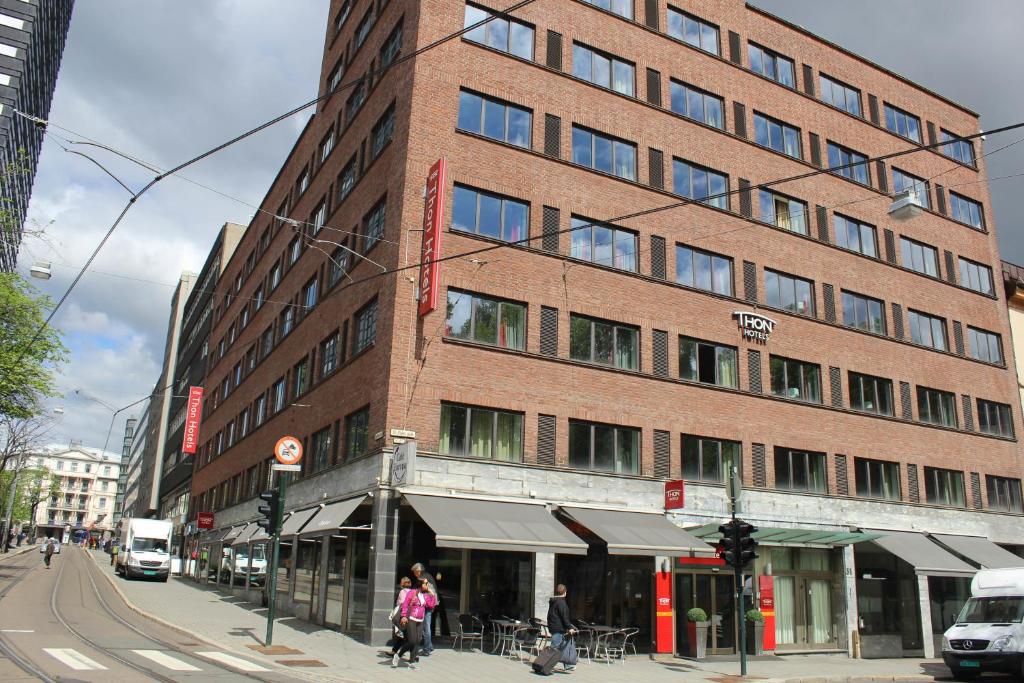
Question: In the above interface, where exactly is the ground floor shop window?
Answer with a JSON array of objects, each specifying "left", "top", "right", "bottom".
[
  {"left": 277, "top": 538, "right": 294, "bottom": 594},
  {"left": 674, "top": 570, "right": 735, "bottom": 654},
  {"left": 854, "top": 544, "right": 922, "bottom": 652},
  {"left": 557, "top": 552, "right": 653, "bottom": 649},
  {"left": 294, "top": 537, "right": 321, "bottom": 603},
  {"left": 467, "top": 550, "right": 532, "bottom": 620},
  {"left": 767, "top": 548, "right": 838, "bottom": 649},
  {"left": 929, "top": 577, "right": 971, "bottom": 634},
  {"left": 346, "top": 535, "right": 370, "bottom": 632}
]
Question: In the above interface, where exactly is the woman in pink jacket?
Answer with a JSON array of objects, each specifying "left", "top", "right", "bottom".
[{"left": 392, "top": 577, "right": 438, "bottom": 668}]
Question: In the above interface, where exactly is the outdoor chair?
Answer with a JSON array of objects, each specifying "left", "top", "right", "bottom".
[
  {"left": 510, "top": 626, "right": 542, "bottom": 661},
  {"left": 599, "top": 629, "right": 629, "bottom": 665},
  {"left": 622, "top": 627, "right": 640, "bottom": 656},
  {"left": 574, "top": 626, "right": 594, "bottom": 663},
  {"left": 453, "top": 614, "right": 484, "bottom": 652}
]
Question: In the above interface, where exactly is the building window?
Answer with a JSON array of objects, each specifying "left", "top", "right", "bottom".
[
  {"left": 748, "top": 42, "right": 794, "bottom": 87},
  {"left": 321, "top": 332, "right": 340, "bottom": 378},
  {"left": 288, "top": 236, "right": 302, "bottom": 266},
  {"left": 319, "top": 130, "right": 335, "bottom": 164},
  {"left": 310, "top": 427, "right": 333, "bottom": 474},
  {"left": 293, "top": 357, "right": 309, "bottom": 396},
  {"left": 346, "top": 78, "right": 366, "bottom": 124},
  {"left": 439, "top": 403, "right": 524, "bottom": 462},
  {"left": 269, "top": 261, "right": 282, "bottom": 290},
  {"left": 924, "top": 466, "right": 965, "bottom": 507},
  {"left": 280, "top": 306, "right": 295, "bottom": 338},
  {"left": 452, "top": 184, "right": 528, "bottom": 242},
  {"left": 958, "top": 258, "right": 994, "bottom": 296},
  {"left": 917, "top": 386, "right": 957, "bottom": 427},
  {"left": 774, "top": 447, "right": 827, "bottom": 493},
  {"left": 672, "top": 159, "right": 728, "bottom": 209},
  {"left": 827, "top": 141, "right": 870, "bottom": 185},
  {"left": 819, "top": 74, "right": 862, "bottom": 116},
  {"left": 227, "top": 420, "right": 236, "bottom": 447},
  {"left": 296, "top": 167, "right": 310, "bottom": 196},
  {"left": 769, "top": 356, "right": 822, "bottom": 403},
  {"left": 940, "top": 129, "right": 975, "bottom": 165},
  {"left": 765, "top": 269, "right": 815, "bottom": 316},
  {"left": 570, "top": 216, "right": 637, "bottom": 272},
  {"left": 682, "top": 436, "right": 740, "bottom": 483},
  {"left": 849, "top": 371, "right": 893, "bottom": 415},
  {"left": 986, "top": 475, "right": 1023, "bottom": 513},
  {"left": 759, "top": 189, "right": 808, "bottom": 234},
  {"left": 354, "top": 8, "right": 374, "bottom": 49},
  {"left": 337, "top": 156, "right": 357, "bottom": 203},
  {"left": 949, "top": 192, "right": 984, "bottom": 230},
  {"left": 363, "top": 198, "right": 387, "bottom": 252},
  {"left": 302, "top": 277, "right": 319, "bottom": 311},
  {"left": 240, "top": 409, "right": 250, "bottom": 438},
  {"left": 977, "top": 399, "right": 1014, "bottom": 437},
  {"left": 255, "top": 394, "right": 267, "bottom": 426},
  {"left": 457, "top": 90, "right": 532, "bottom": 148},
  {"left": 968, "top": 326, "right": 1003, "bottom": 365},
  {"left": 841, "top": 291, "right": 885, "bottom": 335},
  {"left": 569, "top": 420, "right": 640, "bottom": 474},
  {"left": 260, "top": 326, "right": 274, "bottom": 359},
  {"left": 883, "top": 103, "right": 921, "bottom": 142},
  {"left": 380, "top": 20, "right": 402, "bottom": 68},
  {"left": 679, "top": 336, "right": 738, "bottom": 388},
  {"left": 572, "top": 42, "right": 634, "bottom": 96},
  {"left": 666, "top": 8, "right": 719, "bottom": 55},
  {"left": 463, "top": 2, "right": 534, "bottom": 59},
  {"left": 254, "top": 286, "right": 265, "bottom": 311},
  {"left": 233, "top": 362, "right": 242, "bottom": 387},
  {"left": 569, "top": 314, "right": 638, "bottom": 370},
  {"left": 344, "top": 407, "right": 370, "bottom": 459},
  {"left": 327, "top": 60, "right": 343, "bottom": 94},
  {"left": 892, "top": 168, "right": 930, "bottom": 209},
  {"left": 354, "top": 298, "right": 378, "bottom": 354},
  {"left": 908, "top": 310, "right": 947, "bottom": 351},
  {"left": 754, "top": 112, "right": 802, "bottom": 159},
  {"left": 833, "top": 214, "right": 877, "bottom": 258},
  {"left": 669, "top": 80, "right": 724, "bottom": 129},
  {"left": 675, "top": 244, "right": 733, "bottom": 295},
  {"left": 371, "top": 105, "right": 395, "bottom": 158},
  {"left": 221, "top": 376, "right": 230, "bottom": 400},
  {"left": 272, "top": 378, "right": 287, "bottom": 413},
  {"left": 582, "top": 0, "right": 632, "bottom": 19},
  {"left": 855, "top": 458, "right": 901, "bottom": 500},
  {"left": 327, "top": 245, "right": 349, "bottom": 287},
  {"left": 571, "top": 125, "right": 637, "bottom": 180},
  {"left": 446, "top": 289, "right": 526, "bottom": 350},
  {"left": 900, "top": 237, "right": 939, "bottom": 277}
]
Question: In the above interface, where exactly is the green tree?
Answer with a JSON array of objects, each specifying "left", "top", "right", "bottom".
[
  {"left": 0, "top": 273, "right": 65, "bottom": 418},
  {"left": 0, "top": 466, "right": 58, "bottom": 525}
]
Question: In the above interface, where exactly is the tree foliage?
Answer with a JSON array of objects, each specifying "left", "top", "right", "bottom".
[
  {"left": 0, "top": 273, "right": 65, "bottom": 418},
  {"left": 0, "top": 466, "right": 59, "bottom": 525}
]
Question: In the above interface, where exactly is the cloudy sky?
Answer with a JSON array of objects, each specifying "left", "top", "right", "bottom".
[{"left": 15, "top": 1, "right": 1024, "bottom": 452}]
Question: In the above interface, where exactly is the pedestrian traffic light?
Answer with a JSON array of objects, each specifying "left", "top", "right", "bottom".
[
  {"left": 736, "top": 521, "right": 759, "bottom": 568},
  {"left": 257, "top": 489, "right": 281, "bottom": 535},
  {"left": 718, "top": 520, "right": 738, "bottom": 567}
]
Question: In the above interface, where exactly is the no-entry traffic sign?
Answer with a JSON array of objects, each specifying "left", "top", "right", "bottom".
[{"left": 275, "top": 436, "right": 303, "bottom": 466}]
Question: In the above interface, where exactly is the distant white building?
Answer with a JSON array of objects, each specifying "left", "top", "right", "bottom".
[{"left": 29, "top": 442, "right": 121, "bottom": 542}]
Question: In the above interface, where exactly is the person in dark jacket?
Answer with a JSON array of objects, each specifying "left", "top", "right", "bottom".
[{"left": 546, "top": 584, "right": 577, "bottom": 672}]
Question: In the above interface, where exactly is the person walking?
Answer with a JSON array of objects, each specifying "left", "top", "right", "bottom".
[
  {"left": 546, "top": 584, "right": 577, "bottom": 673},
  {"left": 389, "top": 577, "right": 414, "bottom": 656},
  {"left": 410, "top": 563, "right": 437, "bottom": 655},
  {"left": 110, "top": 541, "right": 119, "bottom": 567},
  {"left": 393, "top": 577, "right": 437, "bottom": 669},
  {"left": 43, "top": 539, "right": 55, "bottom": 569}
]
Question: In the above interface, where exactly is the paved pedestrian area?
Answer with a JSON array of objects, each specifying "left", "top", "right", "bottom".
[{"left": 87, "top": 551, "right": 965, "bottom": 682}]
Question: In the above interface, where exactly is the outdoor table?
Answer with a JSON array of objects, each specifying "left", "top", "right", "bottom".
[{"left": 489, "top": 619, "right": 522, "bottom": 657}]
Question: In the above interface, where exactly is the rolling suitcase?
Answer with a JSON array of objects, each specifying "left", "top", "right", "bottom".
[{"left": 531, "top": 644, "right": 563, "bottom": 675}]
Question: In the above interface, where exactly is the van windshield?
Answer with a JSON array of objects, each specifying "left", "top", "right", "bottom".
[
  {"left": 132, "top": 538, "right": 168, "bottom": 553},
  {"left": 957, "top": 597, "right": 1024, "bottom": 624}
]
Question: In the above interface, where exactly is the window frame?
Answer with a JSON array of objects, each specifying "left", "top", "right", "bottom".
[
  {"left": 907, "top": 309, "right": 948, "bottom": 351},
  {"left": 570, "top": 124, "right": 638, "bottom": 180},
  {"left": 438, "top": 402, "right": 525, "bottom": 462},
  {"left": 758, "top": 188, "right": 808, "bottom": 234},
  {"left": 344, "top": 407, "right": 370, "bottom": 460},
  {"left": 986, "top": 475, "right": 1023, "bottom": 513},
  {"left": 949, "top": 191, "right": 985, "bottom": 230},
  {"left": 672, "top": 157, "right": 729, "bottom": 209},
  {"left": 668, "top": 79, "right": 725, "bottom": 129},
  {"left": 753, "top": 111, "right": 802, "bottom": 159},
  {"left": 747, "top": 41, "right": 795, "bottom": 88},
  {"left": 854, "top": 457, "right": 901, "bottom": 501},
  {"left": 581, "top": 0, "right": 633, "bottom": 20},
  {"left": 916, "top": 386, "right": 958, "bottom": 428},
  {"left": 883, "top": 103, "right": 922, "bottom": 143},
  {"left": 826, "top": 140, "right": 871, "bottom": 186},
  {"left": 682, "top": 435, "right": 741, "bottom": 483},
  {"left": 569, "top": 313, "right": 639, "bottom": 370},
  {"left": 354, "top": 298, "right": 379, "bottom": 354},
  {"left": 679, "top": 335, "right": 739, "bottom": 388},
  {"left": 371, "top": 105, "right": 396, "bottom": 159},
  {"left": 977, "top": 398, "right": 1014, "bottom": 438},
  {"left": 841, "top": 290, "right": 886, "bottom": 335},
  {"left": 569, "top": 216, "right": 638, "bottom": 272},
  {"left": 764, "top": 268, "right": 815, "bottom": 317},
  {"left": 899, "top": 236, "right": 939, "bottom": 277},
  {"left": 320, "top": 331, "right": 340, "bottom": 378},
  {"left": 892, "top": 168, "right": 930, "bottom": 209},
  {"left": 848, "top": 371, "right": 894, "bottom": 416},
  {"left": 362, "top": 197, "right": 387, "bottom": 252},
  {"left": 444, "top": 288, "right": 527, "bottom": 350},
  {"left": 833, "top": 213, "right": 878, "bottom": 258},
  {"left": 451, "top": 184, "right": 530, "bottom": 243},
  {"left": 457, "top": 89, "right": 533, "bottom": 148},
  {"left": 666, "top": 7, "right": 720, "bottom": 55},
  {"left": 819, "top": 73, "right": 862, "bottom": 116},
  {"left": 967, "top": 326, "right": 1003, "bottom": 365},
  {"left": 958, "top": 257, "right": 994, "bottom": 296},
  {"left": 572, "top": 41, "right": 635, "bottom": 96},
  {"left": 463, "top": 2, "right": 535, "bottom": 59},
  {"left": 940, "top": 129, "right": 975, "bottom": 166},
  {"left": 924, "top": 466, "right": 966, "bottom": 507},
  {"left": 675, "top": 243, "right": 733, "bottom": 295},
  {"left": 774, "top": 447, "right": 828, "bottom": 493},
  {"left": 769, "top": 355, "right": 822, "bottom": 404},
  {"left": 568, "top": 419, "right": 641, "bottom": 475}
]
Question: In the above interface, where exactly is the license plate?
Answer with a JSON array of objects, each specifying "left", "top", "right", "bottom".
[
  {"left": 143, "top": 570, "right": 156, "bottom": 576},
  {"left": 960, "top": 661, "right": 980, "bottom": 668}
]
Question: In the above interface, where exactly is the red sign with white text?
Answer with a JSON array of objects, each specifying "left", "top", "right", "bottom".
[
  {"left": 197, "top": 512, "right": 214, "bottom": 530},
  {"left": 655, "top": 567, "right": 673, "bottom": 653},
  {"left": 759, "top": 575, "right": 776, "bottom": 651},
  {"left": 417, "top": 158, "right": 447, "bottom": 317},
  {"left": 181, "top": 386, "right": 205, "bottom": 454},
  {"left": 664, "top": 479, "right": 685, "bottom": 509}
]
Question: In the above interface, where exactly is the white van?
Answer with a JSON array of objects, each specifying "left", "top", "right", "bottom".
[
  {"left": 942, "top": 567, "right": 1024, "bottom": 680},
  {"left": 116, "top": 518, "right": 173, "bottom": 581}
]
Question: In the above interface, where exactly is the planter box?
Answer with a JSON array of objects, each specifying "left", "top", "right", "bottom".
[
  {"left": 746, "top": 622, "right": 765, "bottom": 655},
  {"left": 686, "top": 621, "right": 709, "bottom": 659}
]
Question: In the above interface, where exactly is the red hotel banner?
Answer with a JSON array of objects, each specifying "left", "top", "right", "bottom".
[
  {"left": 181, "top": 386, "right": 205, "bottom": 454},
  {"left": 417, "top": 158, "right": 447, "bottom": 317}
]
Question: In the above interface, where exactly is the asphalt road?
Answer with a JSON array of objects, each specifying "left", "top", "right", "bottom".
[{"left": 0, "top": 544, "right": 303, "bottom": 682}]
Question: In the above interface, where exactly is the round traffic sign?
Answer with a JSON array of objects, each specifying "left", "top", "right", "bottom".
[{"left": 275, "top": 436, "right": 303, "bottom": 465}]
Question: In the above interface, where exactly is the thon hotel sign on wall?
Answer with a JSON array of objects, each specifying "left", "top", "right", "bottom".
[{"left": 733, "top": 311, "right": 776, "bottom": 343}]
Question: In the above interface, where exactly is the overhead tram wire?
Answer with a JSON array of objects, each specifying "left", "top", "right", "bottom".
[{"left": 9, "top": 0, "right": 541, "bottom": 363}]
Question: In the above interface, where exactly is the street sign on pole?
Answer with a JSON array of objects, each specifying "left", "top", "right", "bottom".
[
  {"left": 727, "top": 464, "right": 748, "bottom": 677},
  {"left": 274, "top": 436, "right": 303, "bottom": 466},
  {"left": 271, "top": 463, "right": 301, "bottom": 472}
]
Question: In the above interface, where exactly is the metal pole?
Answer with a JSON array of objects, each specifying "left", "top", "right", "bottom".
[
  {"left": 264, "top": 472, "right": 286, "bottom": 647},
  {"left": 1, "top": 453, "right": 26, "bottom": 552},
  {"left": 730, "top": 468, "right": 747, "bottom": 677}
]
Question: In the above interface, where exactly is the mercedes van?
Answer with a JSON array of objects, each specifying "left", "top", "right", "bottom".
[
  {"left": 116, "top": 518, "right": 173, "bottom": 581},
  {"left": 942, "top": 567, "right": 1024, "bottom": 680}
]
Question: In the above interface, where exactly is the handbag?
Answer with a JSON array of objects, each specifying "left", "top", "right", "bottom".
[{"left": 560, "top": 636, "right": 578, "bottom": 666}]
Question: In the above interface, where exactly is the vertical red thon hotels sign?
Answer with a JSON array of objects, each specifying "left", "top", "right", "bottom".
[
  {"left": 417, "top": 158, "right": 447, "bottom": 317},
  {"left": 181, "top": 386, "right": 205, "bottom": 455}
]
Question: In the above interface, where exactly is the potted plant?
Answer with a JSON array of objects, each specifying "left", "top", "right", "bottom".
[
  {"left": 686, "top": 607, "right": 710, "bottom": 658},
  {"left": 746, "top": 608, "right": 765, "bottom": 655}
]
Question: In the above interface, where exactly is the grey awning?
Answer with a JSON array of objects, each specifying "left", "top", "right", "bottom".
[
  {"left": 222, "top": 525, "right": 245, "bottom": 542},
  {"left": 690, "top": 523, "right": 882, "bottom": 547},
  {"left": 279, "top": 507, "right": 320, "bottom": 537},
  {"left": 301, "top": 496, "right": 366, "bottom": 536},
  {"left": 405, "top": 494, "right": 588, "bottom": 555},
  {"left": 868, "top": 530, "right": 977, "bottom": 577},
  {"left": 932, "top": 534, "right": 1024, "bottom": 569},
  {"left": 562, "top": 507, "right": 715, "bottom": 556},
  {"left": 204, "top": 527, "right": 231, "bottom": 544},
  {"left": 230, "top": 522, "right": 259, "bottom": 546}
]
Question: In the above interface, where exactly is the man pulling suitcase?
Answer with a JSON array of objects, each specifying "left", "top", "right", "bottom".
[{"left": 533, "top": 584, "right": 578, "bottom": 674}]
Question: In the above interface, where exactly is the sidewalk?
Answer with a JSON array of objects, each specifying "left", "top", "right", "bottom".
[{"left": 87, "top": 550, "right": 955, "bottom": 683}]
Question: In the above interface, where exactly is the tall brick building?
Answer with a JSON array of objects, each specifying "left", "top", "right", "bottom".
[{"left": 185, "top": 0, "right": 1024, "bottom": 658}]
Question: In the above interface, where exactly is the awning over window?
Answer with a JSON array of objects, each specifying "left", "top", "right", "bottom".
[
  {"left": 279, "top": 506, "right": 320, "bottom": 537},
  {"left": 689, "top": 524, "right": 882, "bottom": 547},
  {"left": 868, "top": 530, "right": 976, "bottom": 578},
  {"left": 932, "top": 534, "right": 1024, "bottom": 570},
  {"left": 230, "top": 522, "right": 259, "bottom": 546},
  {"left": 405, "top": 494, "right": 588, "bottom": 555},
  {"left": 222, "top": 525, "right": 245, "bottom": 542},
  {"left": 561, "top": 507, "right": 715, "bottom": 556},
  {"left": 301, "top": 496, "right": 367, "bottom": 536},
  {"left": 203, "top": 527, "right": 231, "bottom": 544}
]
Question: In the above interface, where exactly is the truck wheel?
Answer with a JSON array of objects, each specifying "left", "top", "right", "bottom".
[{"left": 949, "top": 667, "right": 979, "bottom": 681}]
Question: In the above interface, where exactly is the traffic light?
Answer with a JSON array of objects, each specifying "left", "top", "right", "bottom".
[
  {"left": 736, "top": 521, "right": 759, "bottom": 568},
  {"left": 718, "top": 520, "right": 738, "bottom": 567},
  {"left": 257, "top": 489, "right": 281, "bottom": 535},
  {"left": 718, "top": 519, "right": 758, "bottom": 569}
]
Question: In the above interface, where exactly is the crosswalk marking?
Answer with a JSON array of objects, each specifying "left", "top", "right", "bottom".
[
  {"left": 43, "top": 647, "right": 107, "bottom": 671},
  {"left": 132, "top": 649, "right": 201, "bottom": 671},
  {"left": 196, "top": 651, "right": 270, "bottom": 672}
]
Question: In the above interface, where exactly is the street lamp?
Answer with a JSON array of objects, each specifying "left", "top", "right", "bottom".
[{"left": 29, "top": 262, "right": 51, "bottom": 280}]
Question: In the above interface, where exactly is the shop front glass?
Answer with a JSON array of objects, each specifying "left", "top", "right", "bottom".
[
  {"left": 854, "top": 543, "right": 922, "bottom": 653},
  {"left": 467, "top": 550, "right": 532, "bottom": 620},
  {"left": 397, "top": 514, "right": 463, "bottom": 639},
  {"left": 768, "top": 548, "right": 838, "bottom": 649},
  {"left": 674, "top": 571, "right": 735, "bottom": 654},
  {"left": 243, "top": 541, "right": 268, "bottom": 589},
  {"left": 325, "top": 534, "right": 347, "bottom": 629},
  {"left": 557, "top": 551, "right": 653, "bottom": 649},
  {"left": 346, "top": 533, "right": 370, "bottom": 632},
  {"left": 207, "top": 542, "right": 222, "bottom": 583},
  {"left": 294, "top": 536, "right": 321, "bottom": 605},
  {"left": 219, "top": 545, "right": 235, "bottom": 585},
  {"left": 277, "top": 538, "right": 294, "bottom": 597},
  {"left": 929, "top": 577, "right": 971, "bottom": 635}
]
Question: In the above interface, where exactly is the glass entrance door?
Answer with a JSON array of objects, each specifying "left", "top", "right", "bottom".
[
  {"left": 324, "top": 535, "right": 348, "bottom": 629},
  {"left": 674, "top": 572, "right": 736, "bottom": 655}
]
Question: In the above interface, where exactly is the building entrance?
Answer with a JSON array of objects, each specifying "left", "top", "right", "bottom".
[{"left": 675, "top": 572, "right": 736, "bottom": 654}]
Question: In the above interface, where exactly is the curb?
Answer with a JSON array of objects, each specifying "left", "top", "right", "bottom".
[{"left": 758, "top": 677, "right": 938, "bottom": 683}]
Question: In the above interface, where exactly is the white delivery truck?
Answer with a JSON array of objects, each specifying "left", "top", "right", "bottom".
[
  {"left": 942, "top": 567, "right": 1024, "bottom": 680},
  {"left": 116, "top": 518, "right": 173, "bottom": 581}
]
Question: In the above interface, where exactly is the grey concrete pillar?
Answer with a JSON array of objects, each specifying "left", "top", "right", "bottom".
[
  {"left": 841, "top": 545, "right": 859, "bottom": 655},
  {"left": 364, "top": 488, "right": 399, "bottom": 646},
  {"left": 916, "top": 574, "right": 934, "bottom": 659},
  {"left": 534, "top": 552, "right": 555, "bottom": 619}
]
